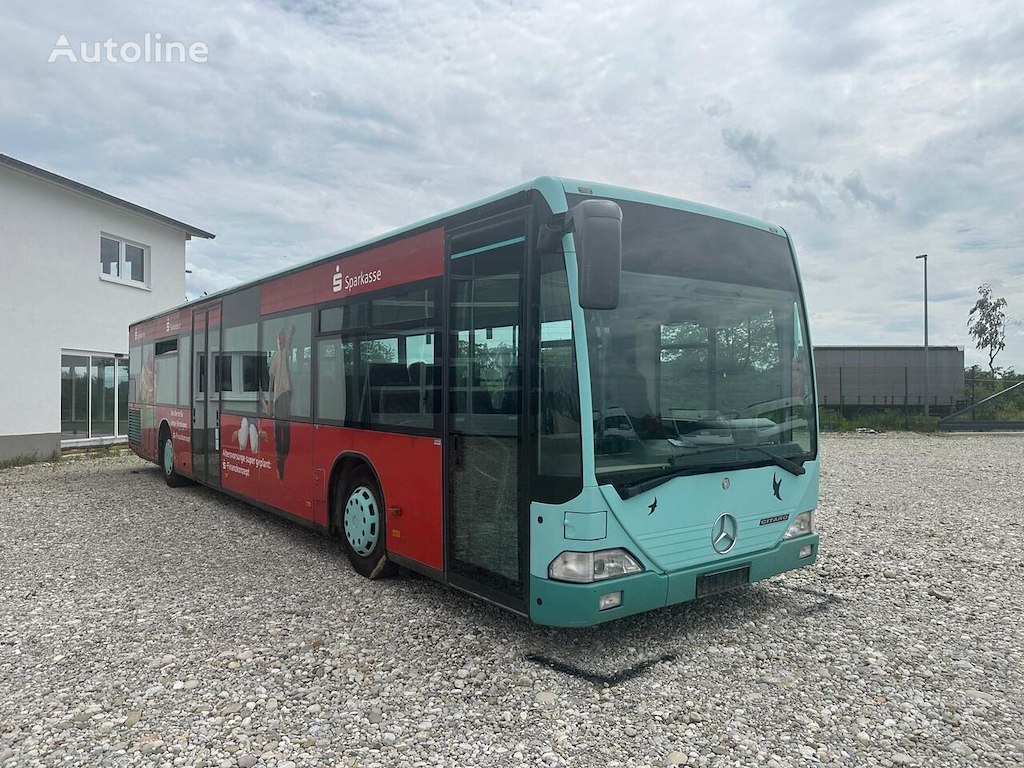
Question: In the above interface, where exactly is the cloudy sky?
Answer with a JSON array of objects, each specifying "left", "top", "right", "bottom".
[{"left": 3, "top": 0, "right": 1023, "bottom": 369}]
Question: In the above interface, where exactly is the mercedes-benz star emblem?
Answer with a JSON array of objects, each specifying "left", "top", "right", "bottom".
[{"left": 711, "top": 513, "right": 738, "bottom": 554}]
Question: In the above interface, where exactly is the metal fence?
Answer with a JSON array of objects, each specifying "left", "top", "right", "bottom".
[{"left": 815, "top": 346, "right": 964, "bottom": 417}]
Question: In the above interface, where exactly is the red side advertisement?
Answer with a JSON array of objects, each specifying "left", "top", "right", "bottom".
[{"left": 220, "top": 412, "right": 316, "bottom": 523}]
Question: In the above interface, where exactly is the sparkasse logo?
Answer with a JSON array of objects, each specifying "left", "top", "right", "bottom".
[{"left": 332, "top": 265, "right": 382, "bottom": 293}]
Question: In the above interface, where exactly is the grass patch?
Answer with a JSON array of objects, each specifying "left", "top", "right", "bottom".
[
  {"left": 61, "top": 444, "right": 131, "bottom": 461},
  {"left": 1, "top": 444, "right": 130, "bottom": 471},
  {"left": 0, "top": 451, "right": 60, "bottom": 470},
  {"left": 818, "top": 408, "right": 939, "bottom": 433}
]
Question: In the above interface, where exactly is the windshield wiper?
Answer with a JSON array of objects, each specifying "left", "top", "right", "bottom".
[
  {"left": 725, "top": 445, "right": 806, "bottom": 477},
  {"left": 616, "top": 445, "right": 805, "bottom": 498},
  {"left": 617, "top": 466, "right": 699, "bottom": 498}
]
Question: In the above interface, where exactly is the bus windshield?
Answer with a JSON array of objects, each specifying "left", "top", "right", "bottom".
[{"left": 577, "top": 198, "right": 816, "bottom": 488}]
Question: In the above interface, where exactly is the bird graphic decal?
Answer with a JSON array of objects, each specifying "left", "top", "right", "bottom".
[
  {"left": 647, "top": 497, "right": 658, "bottom": 515},
  {"left": 772, "top": 474, "right": 783, "bottom": 501}
]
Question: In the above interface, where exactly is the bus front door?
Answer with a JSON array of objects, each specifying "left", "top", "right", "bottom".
[
  {"left": 192, "top": 304, "right": 222, "bottom": 487},
  {"left": 446, "top": 223, "right": 528, "bottom": 614}
]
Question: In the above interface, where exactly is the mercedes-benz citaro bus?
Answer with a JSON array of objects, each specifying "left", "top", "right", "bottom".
[{"left": 128, "top": 178, "right": 819, "bottom": 627}]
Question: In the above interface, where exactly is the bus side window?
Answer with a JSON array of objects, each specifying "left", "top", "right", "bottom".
[
  {"left": 316, "top": 337, "right": 348, "bottom": 422},
  {"left": 367, "top": 362, "right": 411, "bottom": 419},
  {"left": 262, "top": 311, "right": 312, "bottom": 419}
]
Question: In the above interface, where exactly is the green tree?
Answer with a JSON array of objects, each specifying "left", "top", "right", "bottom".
[
  {"left": 361, "top": 339, "right": 397, "bottom": 362},
  {"left": 968, "top": 284, "right": 1008, "bottom": 374}
]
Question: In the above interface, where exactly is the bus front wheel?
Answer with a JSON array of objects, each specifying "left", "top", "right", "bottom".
[{"left": 335, "top": 466, "right": 395, "bottom": 579}]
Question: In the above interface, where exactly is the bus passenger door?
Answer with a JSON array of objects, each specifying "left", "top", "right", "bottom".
[
  {"left": 192, "top": 304, "right": 222, "bottom": 487},
  {"left": 445, "top": 221, "right": 528, "bottom": 613}
]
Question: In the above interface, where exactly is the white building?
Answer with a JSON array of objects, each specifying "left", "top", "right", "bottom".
[{"left": 0, "top": 154, "right": 214, "bottom": 461}]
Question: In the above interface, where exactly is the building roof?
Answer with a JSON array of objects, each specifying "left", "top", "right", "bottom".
[
  {"left": 0, "top": 153, "right": 215, "bottom": 240},
  {"left": 815, "top": 345, "right": 963, "bottom": 352}
]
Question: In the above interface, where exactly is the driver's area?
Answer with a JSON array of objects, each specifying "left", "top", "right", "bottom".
[{"left": 587, "top": 272, "right": 815, "bottom": 486}]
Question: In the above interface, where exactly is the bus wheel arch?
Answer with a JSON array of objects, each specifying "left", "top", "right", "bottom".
[
  {"left": 329, "top": 454, "right": 395, "bottom": 579},
  {"left": 158, "top": 422, "right": 187, "bottom": 488}
]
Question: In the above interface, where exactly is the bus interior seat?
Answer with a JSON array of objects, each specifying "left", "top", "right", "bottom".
[
  {"left": 541, "top": 365, "right": 579, "bottom": 432},
  {"left": 471, "top": 365, "right": 495, "bottom": 414},
  {"left": 409, "top": 362, "right": 442, "bottom": 414},
  {"left": 602, "top": 365, "right": 655, "bottom": 424},
  {"left": 367, "top": 363, "right": 412, "bottom": 416},
  {"left": 499, "top": 368, "right": 520, "bottom": 414}
]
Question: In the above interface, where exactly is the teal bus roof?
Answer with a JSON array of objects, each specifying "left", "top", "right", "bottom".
[
  {"left": 136, "top": 176, "right": 787, "bottom": 322},
  {"left": 326, "top": 176, "right": 785, "bottom": 251},
  {"left": 550, "top": 177, "right": 786, "bottom": 237}
]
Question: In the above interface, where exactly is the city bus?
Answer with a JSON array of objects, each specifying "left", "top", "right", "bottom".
[{"left": 128, "top": 177, "right": 819, "bottom": 627}]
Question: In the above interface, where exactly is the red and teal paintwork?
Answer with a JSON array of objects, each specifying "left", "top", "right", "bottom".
[{"left": 129, "top": 177, "right": 819, "bottom": 627}]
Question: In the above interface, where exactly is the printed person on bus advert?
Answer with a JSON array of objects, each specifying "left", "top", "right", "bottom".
[
  {"left": 140, "top": 351, "right": 156, "bottom": 405},
  {"left": 236, "top": 417, "right": 264, "bottom": 453},
  {"left": 266, "top": 326, "right": 295, "bottom": 481}
]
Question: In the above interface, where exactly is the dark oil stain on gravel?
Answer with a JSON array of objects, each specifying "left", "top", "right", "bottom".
[
  {"left": 524, "top": 651, "right": 679, "bottom": 685},
  {"left": 779, "top": 585, "right": 846, "bottom": 616},
  {"left": 521, "top": 584, "right": 844, "bottom": 684}
]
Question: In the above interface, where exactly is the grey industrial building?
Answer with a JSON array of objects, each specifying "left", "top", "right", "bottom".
[{"left": 814, "top": 346, "right": 965, "bottom": 414}]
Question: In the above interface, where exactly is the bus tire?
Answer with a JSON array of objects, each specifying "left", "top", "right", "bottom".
[
  {"left": 335, "top": 466, "right": 394, "bottom": 579},
  {"left": 159, "top": 427, "right": 187, "bottom": 488}
]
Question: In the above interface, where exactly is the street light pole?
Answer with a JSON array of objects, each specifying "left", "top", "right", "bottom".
[{"left": 916, "top": 254, "right": 929, "bottom": 417}]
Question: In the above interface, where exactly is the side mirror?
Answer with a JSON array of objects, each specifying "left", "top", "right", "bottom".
[{"left": 567, "top": 199, "right": 622, "bottom": 310}]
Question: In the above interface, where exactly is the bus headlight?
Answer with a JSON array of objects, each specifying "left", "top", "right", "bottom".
[
  {"left": 783, "top": 511, "right": 814, "bottom": 539},
  {"left": 548, "top": 549, "right": 644, "bottom": 583}
]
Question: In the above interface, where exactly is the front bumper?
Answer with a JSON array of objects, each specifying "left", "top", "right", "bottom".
[{"left": 529, "top": 533, "right": 819, "bottom": 627}]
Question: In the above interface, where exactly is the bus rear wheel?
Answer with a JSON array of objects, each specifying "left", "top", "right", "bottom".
[
  {"left": 160, "top": 428, "right": 187, "bottom": 488},
  {"left": 335, "top": 466, "right": 394, "bottom": 579}
]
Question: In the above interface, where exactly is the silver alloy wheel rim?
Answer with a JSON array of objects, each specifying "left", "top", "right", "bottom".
[
  {"left": 343, "top": 485, "right": 379, "bottom": 557},
  {"left": 163, "top": 439, "right": 174, "bottom": 477}
]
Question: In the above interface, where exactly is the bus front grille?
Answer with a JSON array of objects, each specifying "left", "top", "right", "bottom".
[
  {"left": 128, "top": 409, "right": 141, "bottom": 446},
  {"left": 696, "top": 566, "right": 750, "bottom": 598}
]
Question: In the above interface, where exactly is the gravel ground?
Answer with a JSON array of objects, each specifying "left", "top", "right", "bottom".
[{"left": 1, "top": 432, "right": 1022, "bottom": 768}]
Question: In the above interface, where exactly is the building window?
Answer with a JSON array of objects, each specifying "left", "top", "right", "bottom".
[
  {"left": 100, "top": 234, "right": 149, "bottom": 287},
  {"left": 61, "top": 353, "right": 129, "bottom": 442}
]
